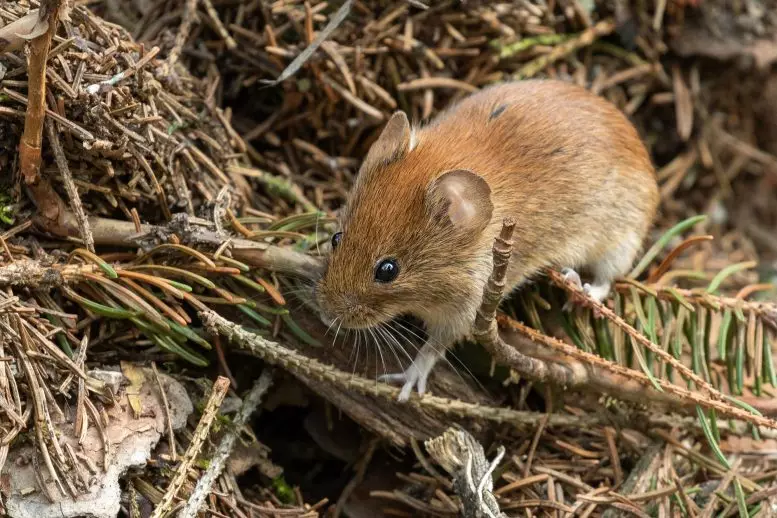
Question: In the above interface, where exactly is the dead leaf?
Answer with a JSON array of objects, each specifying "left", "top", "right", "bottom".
[
  {"left": 721, "top": 435, "right": 777, "bottom": 454},
  {"left": 121, "top": 361, "right": 145, "bottom": 419},
  {"left": 0, "top": 10, "right": 49, "bottom": 52},
  {"left": 228, "top": 441, "right": 282, "bottom": 479}
]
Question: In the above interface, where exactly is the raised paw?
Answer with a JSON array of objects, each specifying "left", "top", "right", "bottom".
[
  {"left": 561, "top": 267, "right": 582, "bottom": 288},
  {"left": 561, "top": 268, "right": 584, "bottom": 311}
]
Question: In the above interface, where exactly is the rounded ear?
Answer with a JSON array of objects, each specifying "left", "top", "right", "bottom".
[
  {"left": 426, "top": 169, "right": 493, "bottom": 232},
  {"left": 359, "top": 111, "right": 411, "bottom": 173}
]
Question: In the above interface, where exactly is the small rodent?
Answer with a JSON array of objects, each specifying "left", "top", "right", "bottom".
[{"left": 315, "top": 79, "right": 660, "bottom": 401}]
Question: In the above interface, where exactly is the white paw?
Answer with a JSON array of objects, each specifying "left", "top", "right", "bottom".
[
  {"left": 379, "top": 365, "right": 430, "bottom": 401},
  {"left": 561, "top": 267, "right": 582, "bottom": 288},
  {"left": 583, "top": 282, "right": 610, "bottom": 303},
  {"left": 561, "top": 268, "right": 584, "bottom": 311}
]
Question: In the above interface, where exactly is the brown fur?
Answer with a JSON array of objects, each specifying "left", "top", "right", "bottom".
[{"left": 316, "top": 79, "right": 660, "bottom": 345}]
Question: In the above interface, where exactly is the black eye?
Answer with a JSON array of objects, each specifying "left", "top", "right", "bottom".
[
  {"left": 374, "top": 258, "right": 399, "bottom": 283},
  {"left": 331, "top": 232, "right": 343, "bottom": 249}
]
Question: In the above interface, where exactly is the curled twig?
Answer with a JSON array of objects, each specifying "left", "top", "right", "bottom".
[
  {"left": 425, "top": 427, "right": 507, "bottom": 518},
  {"left": 473, "top": 218, "right": 583, "bottom": 387}
]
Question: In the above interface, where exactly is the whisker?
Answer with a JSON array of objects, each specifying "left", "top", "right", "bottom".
[
  {"left": 375, "top": 324, "right": 403, "bottom": 374},
  {"left": 325, "top": 316, "right": 340, "bottom": 337},
  {"left": 333, "top": 318, "right": 344, "bottom": 346},
  {"left": 367, "top": 327, "right": 380, "bottom": 384},
  {"left": 369, "top": 326, "right": 388, "bottom": 381},
  {"left": 351, "top": 329, "right": 362, "bottom": 378},
  {"left": 378, "top": 323, "right": 412, "bottom": 369}
]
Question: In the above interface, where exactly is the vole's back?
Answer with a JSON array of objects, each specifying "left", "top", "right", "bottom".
[{"left": 413, "top": 79, "right": 659, "bottom": 285}]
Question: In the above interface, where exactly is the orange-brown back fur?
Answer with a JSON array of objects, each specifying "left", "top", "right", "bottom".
[{"left": 316, "top": 79, "right": 659, "bottom": 338}]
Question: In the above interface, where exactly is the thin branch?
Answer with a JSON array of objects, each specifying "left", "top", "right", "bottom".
[
  {"left": 201, "top": 0, "right": 237, "bottom": 50},
  {"left": 45, "top": 118, "right": 94, "bottom": 253},
  {"left": 149, "top": 376, "right": 231, "bottom": 518},
  {"left": 178, "top": 370, "right": 274, "bottom": 518},
  {"left": 164, "top": 0, "right": 199, "bottom": 72},
  {"left": 29, "top": 212, "right": 324, "bottom": 280},
  {"left": 261, "top": 0, "right": 354, "bottom": 86},
  {"left": 151, "top": 362, "right": 177, "bottom": 462}
]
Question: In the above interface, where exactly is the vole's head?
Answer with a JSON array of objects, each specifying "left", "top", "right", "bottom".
[{"left": 315, "top": 111, "right": 494, "bottom": 330}]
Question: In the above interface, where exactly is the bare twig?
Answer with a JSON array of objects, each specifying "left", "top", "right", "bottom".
[
  {"left": 164, "top": 0, "right": 198, "bottom": 71},
  {"left": 85, "top": 45, "right": 160, "bottom": 94},
  {"left": 151, "top": 362, "right": 177, "bottom": 462},
  {"left": 261, "top": 0, "right": 353, "bottom": 86},
  {"left": 201, "top": 0, "right": 236, "bottom": 50},
  {"left": 45, "top": 118, "right": 94, "bottom": 253}
]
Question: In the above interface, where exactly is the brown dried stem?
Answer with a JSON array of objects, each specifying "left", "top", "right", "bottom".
[
  {"left": 45, "top": 118, "right": 94, "bottom": 253},
  {"left": 19, "top": 0, "right": 67, "bottom": 234}
]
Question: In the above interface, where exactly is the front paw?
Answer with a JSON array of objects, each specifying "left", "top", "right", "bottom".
[{"left": 379, "top": 366, "right": 428, "bottom": 402}]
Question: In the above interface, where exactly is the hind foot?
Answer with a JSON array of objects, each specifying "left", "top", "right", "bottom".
[
  {"left": 561, "top": 268, "right": 612, "bottom": 310},
  {"left": 582, "top": 281, "right": 611, "bottom": 303},
  {"left": 561, "top": 268, "right": 583, "bottom": 311}
]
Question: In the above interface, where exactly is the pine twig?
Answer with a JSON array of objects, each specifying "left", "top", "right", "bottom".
[
  {"left": 470, "top": 220, "right": 777, "bottom": 427},
  {"left": 199, "top": 308, "right": 607, "bottom": 430},
  {"left": 151, "top": 362, "right": 177, "bottom": 462},
  {"left": 178, "top": 370, "right": 274, "bottom": 518},
  {"left": 261, "top": 0, "right": 354, "bottom": 87},
  {"left": 201, "top": 0, "right": 237, "bottom": 50},
  {"left": 497, "top": 313, "right": 777, "bottom": 428},
  {"left": 514, "top": 19, "right": 615, "bottom": 79},
  {"left": 546, "top": 268, "right": 777, "bottom": 427},
  {"left": 164, "top": 0, "right": 198, "bottom": 72},
  {"left": 150, "top": 376, "right": 231, "bottom": 518}
]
